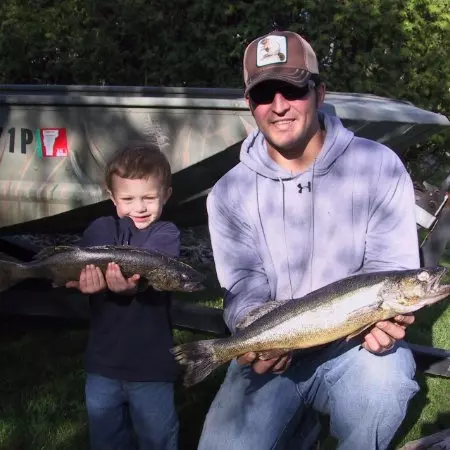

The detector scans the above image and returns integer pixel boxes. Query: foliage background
[0,0,449,183]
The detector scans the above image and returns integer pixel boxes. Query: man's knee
[324,342,420,450]
[328,341,419,407]
[358,341,417,390]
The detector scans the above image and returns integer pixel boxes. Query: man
[198,30,420,450]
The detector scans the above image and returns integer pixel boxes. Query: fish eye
[417,271,430,282]
[181,273,189,280]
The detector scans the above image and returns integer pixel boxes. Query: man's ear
[316,82,326,108]
[245,95,254,113]
[164,187,173,204]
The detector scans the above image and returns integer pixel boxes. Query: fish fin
[345,322,377,341]
[236,299,289,330]
[33,246,78,260]
[257,349,290,360]
[87,245,128,251]
[171,339,223,387]
[91,245,151,252]
[0,258,24,292]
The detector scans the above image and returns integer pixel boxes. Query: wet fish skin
[0,245,206,292]
[172,267,450,387]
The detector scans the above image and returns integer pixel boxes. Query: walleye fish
[0,245,205,292]
[172,267,450,386]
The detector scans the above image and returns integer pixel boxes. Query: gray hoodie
[207,113,420,333]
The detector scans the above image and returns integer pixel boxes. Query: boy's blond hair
[105,142,172,193]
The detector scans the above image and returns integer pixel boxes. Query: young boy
[66,142,180,450]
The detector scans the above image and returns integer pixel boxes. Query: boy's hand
[105,262,140,295]
[65,265,107,294]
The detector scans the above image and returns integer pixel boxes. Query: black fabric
[80,216,181,381]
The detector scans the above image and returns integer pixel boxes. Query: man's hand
[65,265,107,294]
[237,352,293,375]
[362,314,415,354]
[105,262,140,295]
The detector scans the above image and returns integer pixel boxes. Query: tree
[0,0,448,181]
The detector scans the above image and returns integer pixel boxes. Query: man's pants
[198,339,419,450]
[85,373,179,450]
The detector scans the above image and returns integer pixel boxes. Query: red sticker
[40,128,69,157]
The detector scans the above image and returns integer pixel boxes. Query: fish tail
[171,339,223,387]
[0,258,26,292]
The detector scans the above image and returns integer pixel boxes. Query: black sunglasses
[249,81,315,105]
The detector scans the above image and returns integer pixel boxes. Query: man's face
[247,80,325,157]
[109,174,172,229]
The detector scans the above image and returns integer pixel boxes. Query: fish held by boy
[0,245,206,292]
[172,267,450,387]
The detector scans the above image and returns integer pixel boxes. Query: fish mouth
[426,266,450,303]
[183,281,206,292]
[182,269,207,292]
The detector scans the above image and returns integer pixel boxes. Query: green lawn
[0,260,448,450]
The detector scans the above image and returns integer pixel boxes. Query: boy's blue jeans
[198,339,419,450]
[85,373,178,450]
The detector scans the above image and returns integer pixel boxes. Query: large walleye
[0,245,205,292]
[172,267,450,386]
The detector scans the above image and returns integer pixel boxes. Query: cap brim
[245,68,311,95]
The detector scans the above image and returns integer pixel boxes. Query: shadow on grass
[0,315,90,450]
[421,411,450,440]
[175,367,227,450]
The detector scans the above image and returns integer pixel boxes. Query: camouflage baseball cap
[243,31,319,95]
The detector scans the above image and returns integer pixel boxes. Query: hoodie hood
[240,112,354,179]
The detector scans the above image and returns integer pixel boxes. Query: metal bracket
[415,182,448,231]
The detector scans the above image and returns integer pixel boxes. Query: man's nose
[271,92,290,114]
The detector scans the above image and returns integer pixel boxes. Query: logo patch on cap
[256,36,287,67]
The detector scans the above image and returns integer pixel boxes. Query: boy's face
[108,174,172,229]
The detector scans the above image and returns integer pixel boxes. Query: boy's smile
[109,175,172,229]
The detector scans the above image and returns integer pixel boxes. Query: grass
[0,258,449,450]
[0,323,89,449]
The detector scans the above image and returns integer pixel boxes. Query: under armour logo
[297,182,312,194]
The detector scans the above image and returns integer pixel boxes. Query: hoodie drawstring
[309,161,316,292]
[279,177,294,300]
[255,173,294,301]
